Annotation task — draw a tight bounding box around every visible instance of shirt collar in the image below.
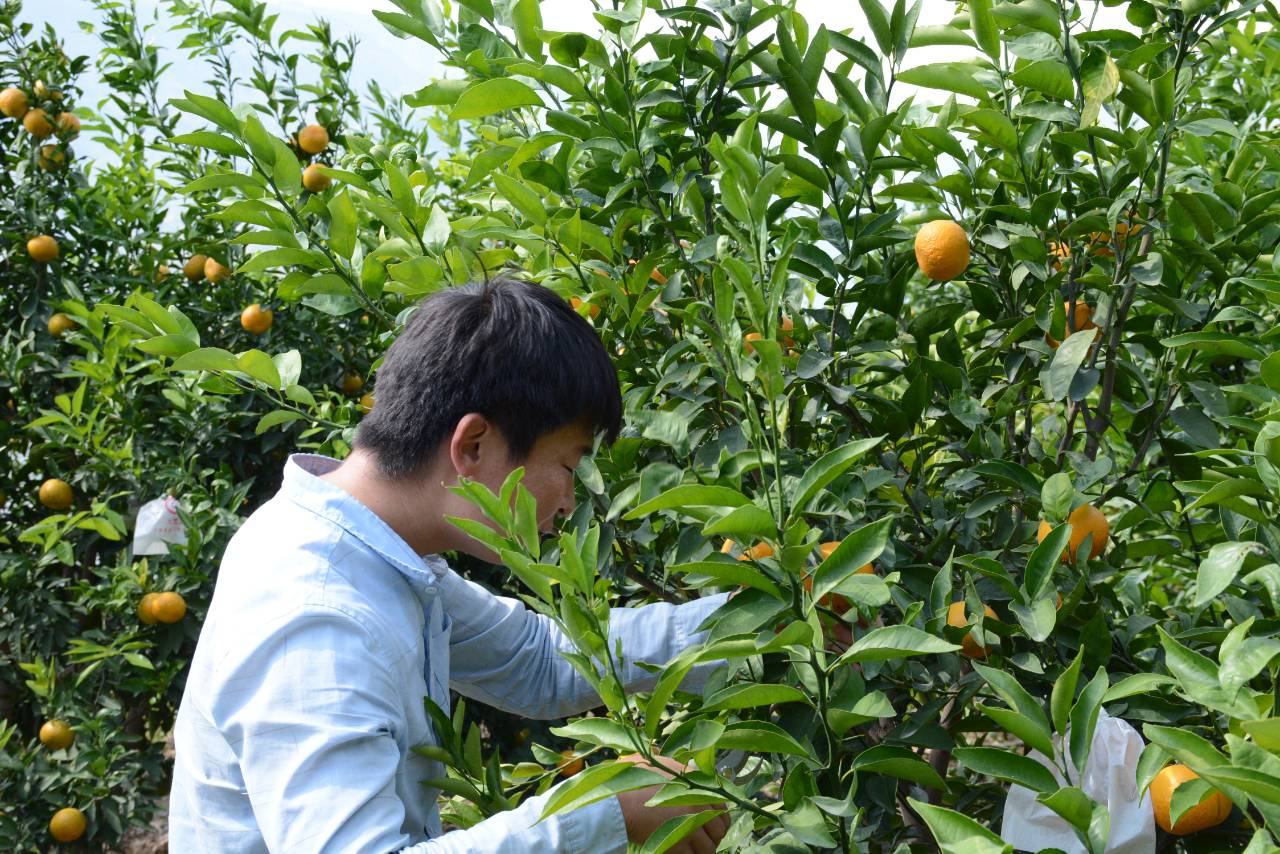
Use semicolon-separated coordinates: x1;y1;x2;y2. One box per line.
279;453;450;604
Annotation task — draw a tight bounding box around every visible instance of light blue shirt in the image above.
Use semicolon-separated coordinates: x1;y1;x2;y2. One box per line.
169;453;728;852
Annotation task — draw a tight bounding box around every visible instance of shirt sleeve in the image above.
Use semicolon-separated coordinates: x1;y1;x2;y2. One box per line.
207;605;624;854
441;568;730;719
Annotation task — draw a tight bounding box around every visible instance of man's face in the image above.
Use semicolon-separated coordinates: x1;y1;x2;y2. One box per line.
443;416;594;560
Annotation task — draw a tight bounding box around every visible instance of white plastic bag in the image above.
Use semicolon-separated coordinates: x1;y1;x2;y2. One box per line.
1001;708;1155;853
132;495;188;556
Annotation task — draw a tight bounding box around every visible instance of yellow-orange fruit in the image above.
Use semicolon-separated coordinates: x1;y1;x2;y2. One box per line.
0;87;28;118
155;264;171;281
240;304;274;334
47;313;77;337
1050;241;1071;272
55;111;80;136
570;297;600;318
204;257;231;283
1151;764;1232;834
151;591;187;623
39;719;74;751
138;592;160;625
23;107;54;137
1045;301;1099;349
743;332;764;354
947;601;998;659
183;254;207;280
738;542;774;561
557;749;584;777
817;541;875;575
358;393;375;413
1037;503;1109;562
38;478;73;510
38;144;67;171
302;163;331;192
340;373;364;395
297;123;330;154
49;807;86;842
914;220;970;282
27;235;59;263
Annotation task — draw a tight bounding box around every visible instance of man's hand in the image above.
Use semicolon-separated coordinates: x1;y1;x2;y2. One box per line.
614;753;730;854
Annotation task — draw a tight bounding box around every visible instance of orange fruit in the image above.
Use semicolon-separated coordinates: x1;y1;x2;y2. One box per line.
743;332;763;354
155;264;171;281
27;235;59;263
720;539;736;555
55;111;80;136
1045;300;1099;349
49;807;86;842
204;257;231;283
1151;764;1232;834
1049;241;1070;272
297;123;330;154
23;107;54;137
650;267;668;285
946;601;998;659
557;749;584;777
914;220;970;282
801;572;852;613
570;297;600;318
738;543;774;561
183;254;207;280
38;478;73;510
47;313;77;337
0;86;28;118
780;315;796;348
1037;503;1109;563
303;163;331;192
39;719;74;751
340;373;364;395
138;593;160;625
240;304;274;334
151;591;187;623
358;393;375;413
37;144;67;171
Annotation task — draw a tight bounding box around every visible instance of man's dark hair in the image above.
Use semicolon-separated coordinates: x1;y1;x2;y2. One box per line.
355;276;622;479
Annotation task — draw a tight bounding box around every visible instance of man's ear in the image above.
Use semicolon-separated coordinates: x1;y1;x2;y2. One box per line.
448;413;495;478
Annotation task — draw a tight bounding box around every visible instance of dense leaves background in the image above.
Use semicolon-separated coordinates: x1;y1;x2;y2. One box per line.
3;0;1280;850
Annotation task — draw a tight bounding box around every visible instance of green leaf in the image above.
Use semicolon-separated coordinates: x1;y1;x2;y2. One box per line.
237;350;282;389
511;0;544;61
859;0;893;55
897;63;989;100
854;745;946;789
1037;786;1109;847
811;517;893;605
405;78;469;107
1160;332;1264;361
1194;541;1260;607
636;810;726;854
1043;328;1097;401
1152;66;1175;122
702;683;809;712
955;747;1059;793
550;717;638;752
492;172;549;225
136;334;199;358
789;435;884;518
668;561;781;599
168;131;247;157
328;190;357;259
716;721;811;757
449;78;543;121
972;661;1055;757
1025;523;1069;600
1010;60;1074;101
1068;668;1109;775
1102;673;1175;703
908;799;1011;854
255;410;304;435
625;485;750;519
170;347;240;373
835;625;961;665
701;505;775;539
237;248;329;274
1052;648;1084;735
969;0;1000;60
1041;472;1074;521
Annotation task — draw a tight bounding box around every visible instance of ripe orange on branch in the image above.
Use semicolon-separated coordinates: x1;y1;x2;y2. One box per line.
303;163;332;192
183;254;207;280
570;297;600;318
297;123;330;154
204;257;231;283
38;478;73;510
946;601;997;659
557;749;584;777
358;393;375;413
340;373;364;395
47;313;77;337
240;304;274;334
1037;503;1109;562
39;719;74;751
150;592;187;623
49;807;86;843
1150;764;1232;834
56;111;80;136
914;220;970;282
0;86;28;118
27;235;59;263
138;593;160;625
1045;301;1099;349
23;107;54;137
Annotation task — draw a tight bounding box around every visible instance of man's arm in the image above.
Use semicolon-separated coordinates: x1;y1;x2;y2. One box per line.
208;606;626;853
441;568;729;719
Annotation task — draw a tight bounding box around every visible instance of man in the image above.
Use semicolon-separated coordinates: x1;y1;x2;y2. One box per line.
169;277;732;852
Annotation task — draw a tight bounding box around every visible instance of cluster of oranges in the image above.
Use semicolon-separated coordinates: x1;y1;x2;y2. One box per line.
295;122;333;193
38;717;86;841
1;79;80;174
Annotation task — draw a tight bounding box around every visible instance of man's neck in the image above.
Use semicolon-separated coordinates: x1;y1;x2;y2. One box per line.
318;450;446;556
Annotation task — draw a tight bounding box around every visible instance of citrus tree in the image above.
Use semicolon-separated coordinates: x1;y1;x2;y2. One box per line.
7;0;1280;850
